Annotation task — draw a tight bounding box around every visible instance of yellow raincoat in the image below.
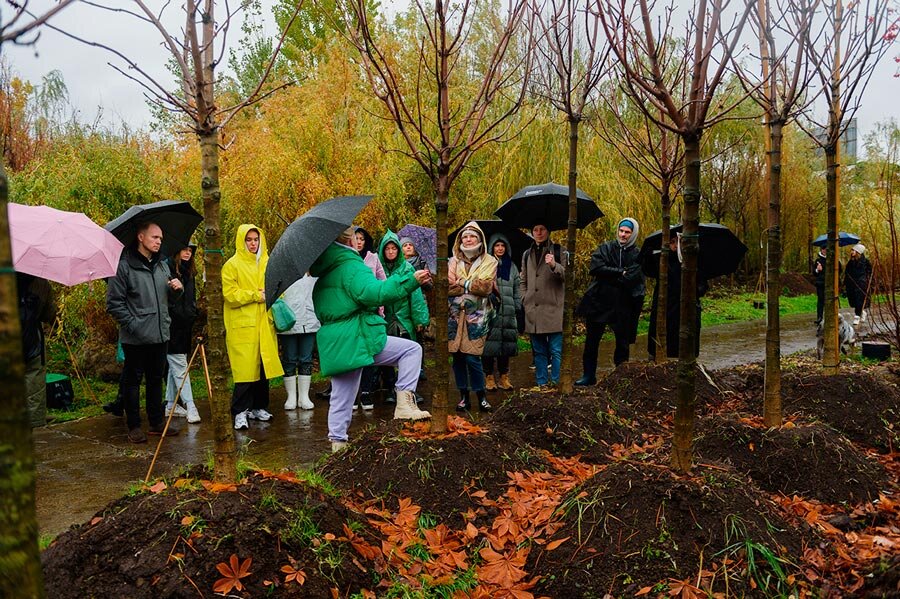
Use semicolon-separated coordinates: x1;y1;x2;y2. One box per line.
222;224;284;383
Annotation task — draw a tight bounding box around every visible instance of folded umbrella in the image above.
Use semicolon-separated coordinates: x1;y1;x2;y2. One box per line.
105;199;203;258
448;220;533;268
265;195;373;308
397;223;437;273
494;182;603;231
639;223;748;280
812;231;860;248
9;203;124;286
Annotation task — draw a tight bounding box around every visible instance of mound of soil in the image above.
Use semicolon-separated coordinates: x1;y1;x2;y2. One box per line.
781;272;817;296
530;461;810;598
42;472;377;598
320;422;548;526
596;361;727;423
490;389;638;462
860;555;900;598
695;416;890;504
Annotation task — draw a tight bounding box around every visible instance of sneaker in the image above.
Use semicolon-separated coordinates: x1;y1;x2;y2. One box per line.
186;404;201;424
234;411;249;430
384;393;397;404
248;408;273;421
528;364;536;371
127;427;147;444
415;393;425;405
166;404;188;418
853;315;861;326
353;401;359;411
861;310;868;323
148;422;179;436
360;393;375;411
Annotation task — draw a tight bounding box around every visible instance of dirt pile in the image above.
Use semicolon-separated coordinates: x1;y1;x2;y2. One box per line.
781;272;817;296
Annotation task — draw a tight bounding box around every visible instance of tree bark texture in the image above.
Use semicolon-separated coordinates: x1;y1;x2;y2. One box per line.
763;119;784;426
654;191;671;364
671;137;701;473
0;160;44;598
560;117;579;393
432;176;450;433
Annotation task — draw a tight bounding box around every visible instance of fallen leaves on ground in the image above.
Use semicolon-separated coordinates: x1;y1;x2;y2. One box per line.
212;554;252;594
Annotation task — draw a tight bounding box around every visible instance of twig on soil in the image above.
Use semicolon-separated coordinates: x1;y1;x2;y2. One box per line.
182;571;204;598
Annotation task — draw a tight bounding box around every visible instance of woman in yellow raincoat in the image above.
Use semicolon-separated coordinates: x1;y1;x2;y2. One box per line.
223;224;284;430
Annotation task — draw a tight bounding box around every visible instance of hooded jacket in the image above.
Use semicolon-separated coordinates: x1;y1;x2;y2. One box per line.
107;246;176;346
378;230;429;341
482;233;521;359
222;224;284;383
310;240;421;376
167;252;199;355
448;221;498;355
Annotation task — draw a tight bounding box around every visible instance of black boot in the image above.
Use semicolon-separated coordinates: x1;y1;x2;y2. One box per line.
103;401;123;416
456;390;471;411
315;383;332;400
476;390;492;412
574;374;596;386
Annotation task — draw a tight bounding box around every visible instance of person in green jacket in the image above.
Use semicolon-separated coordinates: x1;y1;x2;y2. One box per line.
310;227;433;452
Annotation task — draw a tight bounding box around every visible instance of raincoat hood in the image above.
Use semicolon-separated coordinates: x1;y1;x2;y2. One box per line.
487;232;511;255
234;224;269;261
378;230;404;273
452;221;488;262
488;232;513;280
617;217;639;250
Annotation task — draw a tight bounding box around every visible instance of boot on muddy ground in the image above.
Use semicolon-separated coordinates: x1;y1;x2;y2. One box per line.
394;390;431;420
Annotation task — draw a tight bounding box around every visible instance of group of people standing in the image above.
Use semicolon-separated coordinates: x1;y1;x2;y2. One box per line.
813;242;874;327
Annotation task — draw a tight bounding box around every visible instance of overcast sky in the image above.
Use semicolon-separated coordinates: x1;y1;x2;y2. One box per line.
5;1;899;143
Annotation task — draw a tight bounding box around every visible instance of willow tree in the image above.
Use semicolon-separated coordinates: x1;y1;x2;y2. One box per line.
47;0;304;481
339;0;533;430
599;0;754;472
800;0;897;374
529;0;609;392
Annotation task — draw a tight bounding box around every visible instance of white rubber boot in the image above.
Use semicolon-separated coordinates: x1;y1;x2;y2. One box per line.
393;389;431;420
283;375;298;410
297;375;314;410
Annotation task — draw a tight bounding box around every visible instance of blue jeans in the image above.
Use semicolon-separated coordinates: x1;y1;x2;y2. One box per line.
452;353;485;392
530;333;562;385
279;333;315;376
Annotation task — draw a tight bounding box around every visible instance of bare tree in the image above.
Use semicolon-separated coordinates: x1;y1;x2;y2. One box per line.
598;0;754;472
0;4;77;597
338;0;533;430
45;0;305;480
529;0;608;392
800;0;897;374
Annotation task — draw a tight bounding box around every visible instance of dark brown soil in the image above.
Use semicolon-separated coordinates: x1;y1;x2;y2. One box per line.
860;555;900;598
695;415;890;504
320;421;549;527
41;471;377;598
530;461;812;598
489;388;638;462
781;272;817;296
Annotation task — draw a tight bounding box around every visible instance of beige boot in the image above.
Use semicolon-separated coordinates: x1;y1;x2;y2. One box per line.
485;374;496;391
393;389;431;420
331;440;348;452
498;374;513;390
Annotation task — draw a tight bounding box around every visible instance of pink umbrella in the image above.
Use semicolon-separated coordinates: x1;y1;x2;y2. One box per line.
8;203;124;286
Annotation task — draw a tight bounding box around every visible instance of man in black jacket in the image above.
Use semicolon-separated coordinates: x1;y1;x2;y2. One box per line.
576;218;645;385
813;247;827;324
106;222;183;443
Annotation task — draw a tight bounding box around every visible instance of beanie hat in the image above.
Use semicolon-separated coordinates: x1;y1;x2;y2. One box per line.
399;237;415;248
852;243;866;255
618;219;635;231
617;217;640;249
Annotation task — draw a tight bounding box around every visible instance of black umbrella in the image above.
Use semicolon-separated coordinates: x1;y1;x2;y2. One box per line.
265;195;373;308
493;182;603;231
447;220;533;268
638;223;748;280
105;199;203;258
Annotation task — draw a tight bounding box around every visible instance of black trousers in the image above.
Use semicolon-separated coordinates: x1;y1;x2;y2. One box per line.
121;342;167;430
816;284;825;322
481;355;510;376
231;365;269;415
583;322;630;377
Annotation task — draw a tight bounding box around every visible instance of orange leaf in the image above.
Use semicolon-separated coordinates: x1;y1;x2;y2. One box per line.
89;516;103;526
201;480;238;493
181;516;194;526
544;537;570;551
149;481;167;494
478;546;529;588
635;586;653;596
212;554;252;595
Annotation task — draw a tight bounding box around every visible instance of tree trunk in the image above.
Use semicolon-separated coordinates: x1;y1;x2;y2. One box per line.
654;189;671;364
560;117;579;393
432;173;450;432
0;160;44;598
763;119;784;426
671;135;701;474
199;130;237;481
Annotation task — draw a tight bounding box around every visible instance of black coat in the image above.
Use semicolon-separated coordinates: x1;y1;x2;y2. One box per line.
813;253;827;289
843;256;873;310
577;241;645;341
18;274;55;362
167;257;198;355
647;252;708;359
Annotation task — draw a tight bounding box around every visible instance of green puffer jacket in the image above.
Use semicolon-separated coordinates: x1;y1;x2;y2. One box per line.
310;241;421;376
378;230;430;341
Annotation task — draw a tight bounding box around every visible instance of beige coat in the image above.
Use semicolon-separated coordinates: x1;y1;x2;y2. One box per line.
448;222;498;356
519;242;565;334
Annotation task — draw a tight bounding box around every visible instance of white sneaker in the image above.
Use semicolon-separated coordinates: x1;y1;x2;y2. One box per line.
234;411;249;430
861;310;868;323
352;402;359;411
166;404;188;418
186;403;201;424
331;441;348;452
853;315;861;326
248;408;273;421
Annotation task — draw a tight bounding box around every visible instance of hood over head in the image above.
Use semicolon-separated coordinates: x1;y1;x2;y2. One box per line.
617;217;639;249
234;224;268;260
378;230;404;271
452;221;487;261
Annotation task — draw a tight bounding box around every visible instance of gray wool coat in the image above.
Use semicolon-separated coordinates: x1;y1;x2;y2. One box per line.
519;241;565;334
482;233;521;358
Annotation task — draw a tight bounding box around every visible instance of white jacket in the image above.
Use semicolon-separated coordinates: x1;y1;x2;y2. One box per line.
277;275;321;335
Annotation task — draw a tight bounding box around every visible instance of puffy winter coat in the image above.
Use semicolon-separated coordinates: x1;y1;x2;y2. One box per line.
482;233;520;359
277;275;321;336
577;239;645;341
167;255;198;355
107;247;176;346
378;230;429;341
519;240;565;334
844;255;873;310
448;222;498;356
310;241;422;376
222;224;284;383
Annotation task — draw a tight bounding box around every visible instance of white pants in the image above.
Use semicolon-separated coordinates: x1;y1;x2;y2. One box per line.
165;353;194;406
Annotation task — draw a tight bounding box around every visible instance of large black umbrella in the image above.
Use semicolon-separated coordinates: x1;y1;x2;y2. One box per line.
494;182;603;231
265;195;372;308
639;223;748;280
105;199;203;258
447;220;533;268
